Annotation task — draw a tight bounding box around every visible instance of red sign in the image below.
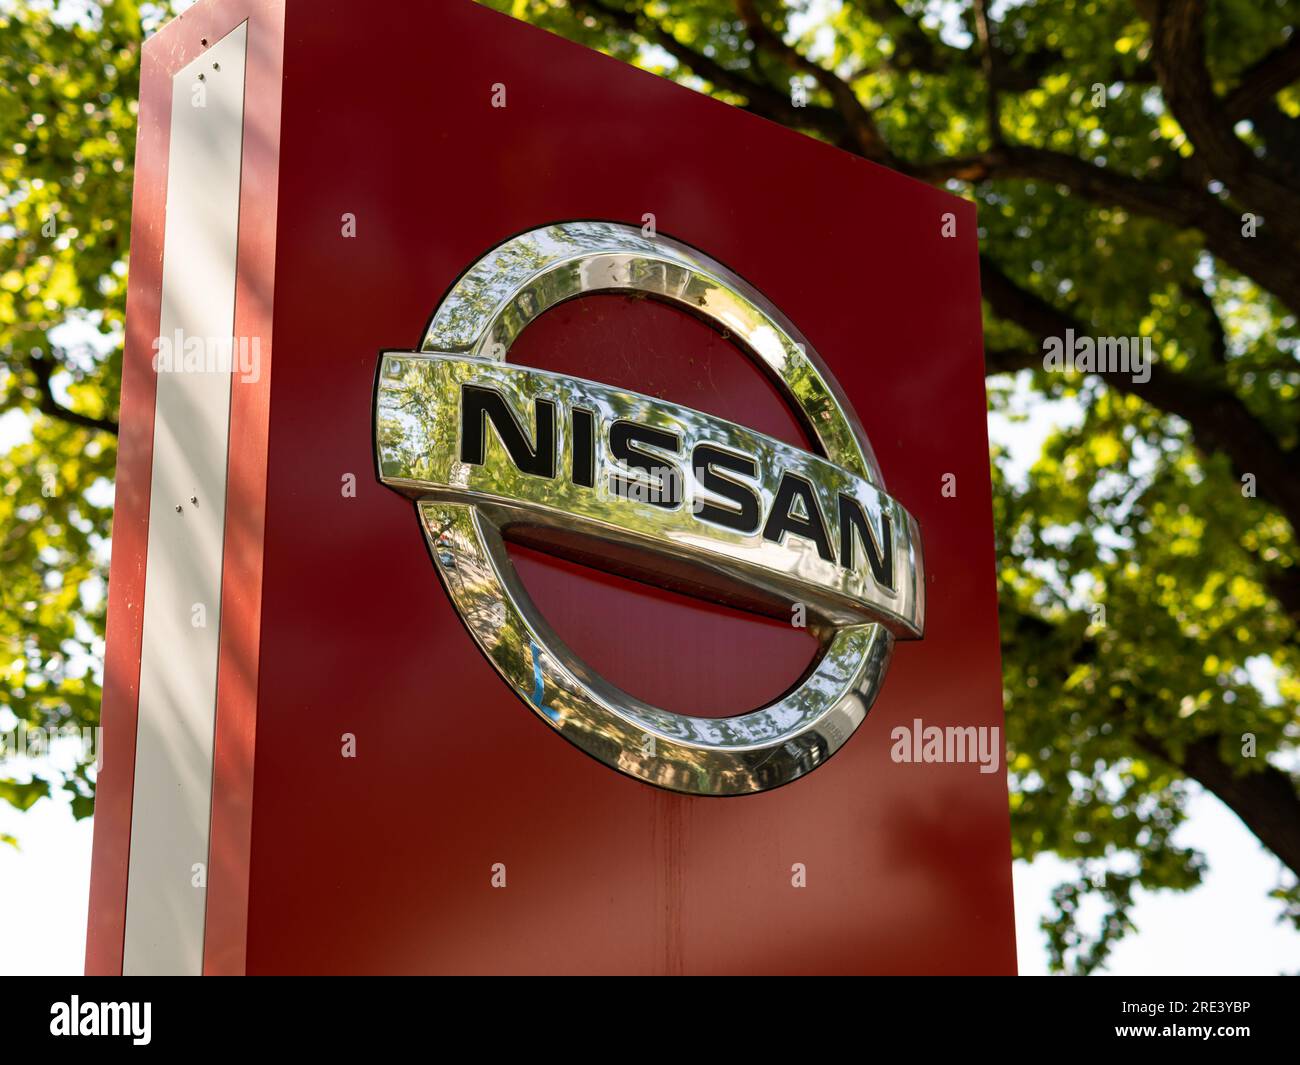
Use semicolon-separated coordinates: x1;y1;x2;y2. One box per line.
88;0;1015;974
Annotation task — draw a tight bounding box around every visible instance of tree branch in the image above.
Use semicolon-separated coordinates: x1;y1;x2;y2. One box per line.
850;0;952;73
980;254;1082;353
1258;555;1300;629
1137;733;1300;877
27;353;118;436
848;0;1075;92
1223;35;1300;181
1243;101;1300;182
569;0;849;142
980;256;1300;536
732;0;894;161
1179;278;1227;366
1006;604;1300;876
913;145;1300;312
972;0;1002;145
1137;0;1300;247
1224;33;1300;122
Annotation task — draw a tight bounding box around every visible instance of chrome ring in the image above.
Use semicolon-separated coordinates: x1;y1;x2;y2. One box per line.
376;221;923;795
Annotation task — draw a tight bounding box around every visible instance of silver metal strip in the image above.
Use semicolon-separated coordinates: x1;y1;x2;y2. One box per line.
123;23;248;976
378;354;922;634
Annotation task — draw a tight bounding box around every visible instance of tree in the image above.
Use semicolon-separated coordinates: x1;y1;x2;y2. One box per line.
2;0;1297;972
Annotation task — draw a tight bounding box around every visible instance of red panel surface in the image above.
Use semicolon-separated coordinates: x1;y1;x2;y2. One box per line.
231;0;1015;974
203;0;285;977
83;31;165;979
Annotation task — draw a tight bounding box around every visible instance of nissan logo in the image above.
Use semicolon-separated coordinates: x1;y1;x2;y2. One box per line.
375;221;924;795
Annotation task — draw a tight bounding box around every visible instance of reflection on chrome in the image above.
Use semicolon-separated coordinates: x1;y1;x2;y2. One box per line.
376;221;925;796
380;355;922;634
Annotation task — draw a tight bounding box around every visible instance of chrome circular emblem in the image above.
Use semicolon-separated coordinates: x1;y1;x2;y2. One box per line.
376;221;924;795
